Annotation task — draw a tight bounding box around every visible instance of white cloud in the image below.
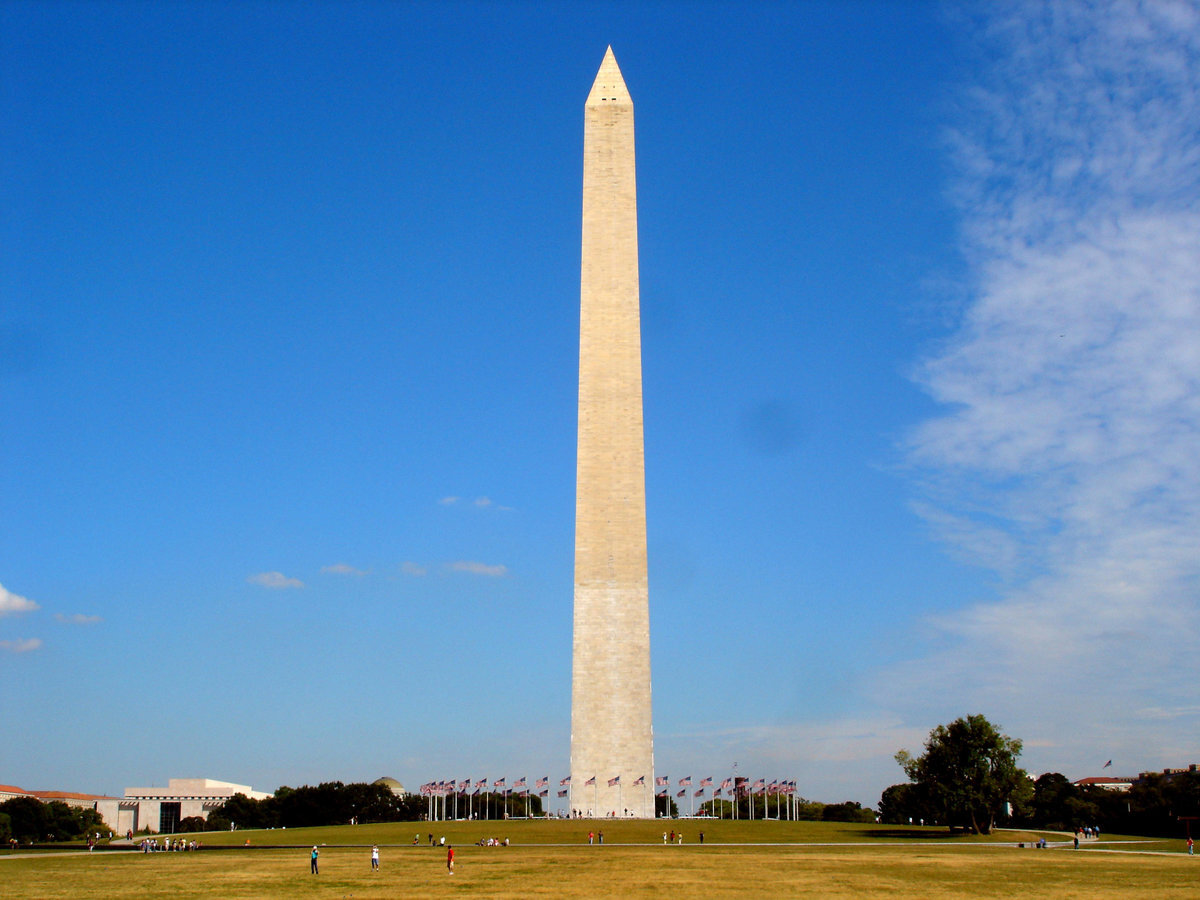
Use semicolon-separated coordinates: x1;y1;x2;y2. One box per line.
247;571;305;590
0;638;43;653
439;496;459;505
474;496;492;508
891;0;1200;770
54;613;102;625
0;582;39;616
400;561;427;576
448;561;508;577
321;563;366;577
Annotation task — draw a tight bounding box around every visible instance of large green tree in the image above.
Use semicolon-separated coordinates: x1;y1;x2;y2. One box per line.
895;714;1026;835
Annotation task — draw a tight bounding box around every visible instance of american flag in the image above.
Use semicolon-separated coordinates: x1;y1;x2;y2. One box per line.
720;778;733;791
493;777;506;789
714;788;723;797
694;789;704;797
536;776;548;789
560;776;571;786
538;789;549;798
633;775;645;786
679;776;692;787
608;776;620;787
655;775;669;787
700;777;713;788
585;776;596;786
676;789;686;798
752;778;765;793
514;777;527;789
558;790;568;798
476;778;487;790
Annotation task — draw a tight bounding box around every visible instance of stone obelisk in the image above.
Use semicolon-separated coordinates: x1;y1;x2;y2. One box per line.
569;46;654;819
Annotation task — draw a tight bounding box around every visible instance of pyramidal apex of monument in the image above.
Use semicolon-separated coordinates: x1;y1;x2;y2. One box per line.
587;46;631;107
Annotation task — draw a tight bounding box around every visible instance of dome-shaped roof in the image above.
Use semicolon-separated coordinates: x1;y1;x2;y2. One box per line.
374;776;406;795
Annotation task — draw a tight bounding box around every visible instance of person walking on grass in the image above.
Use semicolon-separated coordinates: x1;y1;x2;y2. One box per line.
447;844;455;875
310;846;319;874
371;845;379;870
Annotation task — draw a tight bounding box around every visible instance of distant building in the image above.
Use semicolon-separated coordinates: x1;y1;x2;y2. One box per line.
373;776;408;796
1072;763;1198;794
1;783;119;813
1073;776;1135;792
1137;764;1198;782
95;777;271;834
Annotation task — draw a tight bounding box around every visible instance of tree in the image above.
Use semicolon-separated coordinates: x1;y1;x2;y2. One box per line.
821;801;875;823
895;714;1025;835
878;782;939;826
176;816;208;833
654;794;678;817
1;797;51;843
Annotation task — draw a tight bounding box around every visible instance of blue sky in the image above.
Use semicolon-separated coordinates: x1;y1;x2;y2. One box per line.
3;0;1198;807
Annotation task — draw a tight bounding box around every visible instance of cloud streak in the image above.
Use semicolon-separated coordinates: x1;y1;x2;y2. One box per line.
893;0;1200;769
321;563;366;577
0;638;43;653
448;561;508;577
247;571;305;590
0;583;39;616
55;613;102;625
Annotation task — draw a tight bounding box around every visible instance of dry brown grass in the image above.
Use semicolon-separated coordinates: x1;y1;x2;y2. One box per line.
3;838;1197;899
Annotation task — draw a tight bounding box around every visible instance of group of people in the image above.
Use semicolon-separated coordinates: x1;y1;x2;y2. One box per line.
140;837;199;852
476;836;509;846
309;841;457;875
662;830;701;844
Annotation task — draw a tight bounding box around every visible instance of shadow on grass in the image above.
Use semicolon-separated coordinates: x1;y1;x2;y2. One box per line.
851;829;968;841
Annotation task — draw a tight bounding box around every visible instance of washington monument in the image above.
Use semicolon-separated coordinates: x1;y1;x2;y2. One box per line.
569;47;655;818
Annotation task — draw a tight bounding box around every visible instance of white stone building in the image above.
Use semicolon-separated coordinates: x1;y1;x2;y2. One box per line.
95;777;270;834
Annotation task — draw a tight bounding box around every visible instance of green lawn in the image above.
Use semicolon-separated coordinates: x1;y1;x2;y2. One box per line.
2;820;1196;899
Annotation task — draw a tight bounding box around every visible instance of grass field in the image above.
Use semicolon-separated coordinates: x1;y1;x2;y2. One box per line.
3;820;1196;899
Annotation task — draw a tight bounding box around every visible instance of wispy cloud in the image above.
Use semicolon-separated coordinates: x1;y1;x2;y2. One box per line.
0;638;42;653
247;571;305;590
54;613;102;625
439;494;512;511
892;0;1200;768
400;561;427;577
448;561;508;577
0;582;39;616
321;563;366;577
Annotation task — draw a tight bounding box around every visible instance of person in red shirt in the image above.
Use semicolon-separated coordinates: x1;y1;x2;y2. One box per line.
447;844;455;874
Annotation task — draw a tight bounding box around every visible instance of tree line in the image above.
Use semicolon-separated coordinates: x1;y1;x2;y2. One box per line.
880;713;1200;837
1;797;109;844
206;781;544;831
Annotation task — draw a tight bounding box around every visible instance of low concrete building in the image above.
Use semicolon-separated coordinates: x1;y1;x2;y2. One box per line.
96;778;271;834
